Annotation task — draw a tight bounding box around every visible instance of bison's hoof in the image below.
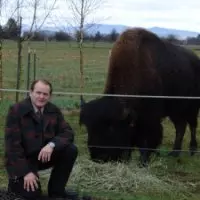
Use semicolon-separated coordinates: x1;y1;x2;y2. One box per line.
138;158;149;168
154;150;160;156
82;196;92;200
190;148;197;156
138;161;148;168
168;150;181;157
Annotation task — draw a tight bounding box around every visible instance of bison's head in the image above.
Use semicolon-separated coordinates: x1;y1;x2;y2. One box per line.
79;96;136;163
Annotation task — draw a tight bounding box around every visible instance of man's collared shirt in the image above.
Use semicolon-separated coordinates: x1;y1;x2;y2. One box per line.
32;103;44;114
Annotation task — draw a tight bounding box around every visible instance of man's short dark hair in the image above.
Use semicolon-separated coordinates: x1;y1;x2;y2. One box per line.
30;79;53;95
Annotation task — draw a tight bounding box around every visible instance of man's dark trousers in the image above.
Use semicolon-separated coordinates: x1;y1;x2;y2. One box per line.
8;143;78;199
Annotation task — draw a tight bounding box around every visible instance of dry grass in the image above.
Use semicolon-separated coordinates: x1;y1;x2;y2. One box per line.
40;155;193;199
1;41;200;200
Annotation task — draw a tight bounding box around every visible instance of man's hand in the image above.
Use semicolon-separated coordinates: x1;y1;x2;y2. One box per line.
24;172;39;192
38;144;54;163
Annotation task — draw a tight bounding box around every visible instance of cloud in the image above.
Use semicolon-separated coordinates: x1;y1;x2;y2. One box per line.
92;0;200;32
1;0;200;33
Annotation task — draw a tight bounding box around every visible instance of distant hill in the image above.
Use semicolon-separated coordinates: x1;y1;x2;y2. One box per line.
89;24;199;39
148;27;199;39
22;23;200;39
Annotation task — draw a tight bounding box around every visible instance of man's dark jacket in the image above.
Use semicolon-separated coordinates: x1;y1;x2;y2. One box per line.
4;97;75;179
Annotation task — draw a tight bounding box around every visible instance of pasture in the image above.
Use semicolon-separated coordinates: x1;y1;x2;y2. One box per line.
1;40;200;200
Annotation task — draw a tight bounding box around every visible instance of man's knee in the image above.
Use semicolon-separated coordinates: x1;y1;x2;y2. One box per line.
8;178;41;199
66;143;78;159
58;143;78;161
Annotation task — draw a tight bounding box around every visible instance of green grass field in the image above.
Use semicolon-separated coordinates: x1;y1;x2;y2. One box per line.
1;40;200;200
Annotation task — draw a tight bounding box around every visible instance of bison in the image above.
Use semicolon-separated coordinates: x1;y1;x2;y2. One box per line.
80;28;200;165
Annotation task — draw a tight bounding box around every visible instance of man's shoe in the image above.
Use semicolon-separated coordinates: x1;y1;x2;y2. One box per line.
49;189;79;200
81;196;92;200
63;189;79;200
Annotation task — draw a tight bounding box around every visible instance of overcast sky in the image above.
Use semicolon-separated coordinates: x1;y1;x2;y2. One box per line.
98;0;200;32
1;0;200;33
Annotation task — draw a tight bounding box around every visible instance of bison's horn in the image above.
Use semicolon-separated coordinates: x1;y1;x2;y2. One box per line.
121;107;130;119
121;107;137;125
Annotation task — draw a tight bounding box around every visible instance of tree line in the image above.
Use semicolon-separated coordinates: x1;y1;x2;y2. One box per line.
0;18;119;42
1;17;200;45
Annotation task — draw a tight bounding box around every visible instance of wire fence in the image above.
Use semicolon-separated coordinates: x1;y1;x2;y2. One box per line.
1;42;200;199
1;40;109;98
3;88;200;99
1;42;200;157
1;88;200;153
1;89;200;199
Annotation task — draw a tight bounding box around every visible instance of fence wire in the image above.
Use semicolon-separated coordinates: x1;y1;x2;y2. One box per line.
0;138;199;155
1;90;200;187
1;89;200;154
2;88;200;99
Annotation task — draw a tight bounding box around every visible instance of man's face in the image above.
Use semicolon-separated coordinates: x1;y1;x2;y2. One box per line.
29;81;51;108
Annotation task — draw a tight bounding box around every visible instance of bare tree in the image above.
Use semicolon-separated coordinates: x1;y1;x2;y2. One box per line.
14;0;58;102
67;0;107;94
0;0;5;100
21;0;58;43
0;0;2;100
0;0;58;101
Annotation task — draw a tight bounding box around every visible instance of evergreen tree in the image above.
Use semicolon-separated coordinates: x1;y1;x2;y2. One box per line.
4;18;19;39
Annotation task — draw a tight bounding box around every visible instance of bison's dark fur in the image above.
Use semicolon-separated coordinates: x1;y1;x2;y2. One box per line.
80;28;200;165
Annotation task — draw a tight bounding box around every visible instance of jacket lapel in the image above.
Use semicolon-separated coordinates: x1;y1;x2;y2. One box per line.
43;113;50;132
31;112;40;123
20;97;57;132
43;103;57;132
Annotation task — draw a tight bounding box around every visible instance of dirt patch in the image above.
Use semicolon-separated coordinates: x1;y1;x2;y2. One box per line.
0;189;112;200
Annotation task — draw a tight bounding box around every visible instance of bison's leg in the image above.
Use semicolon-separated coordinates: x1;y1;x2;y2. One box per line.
138;121;163;167
137;140;152;167
187;107;199;155
119;149;132;162
168;120;187;157
187;113;198;155
188;123;198;155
